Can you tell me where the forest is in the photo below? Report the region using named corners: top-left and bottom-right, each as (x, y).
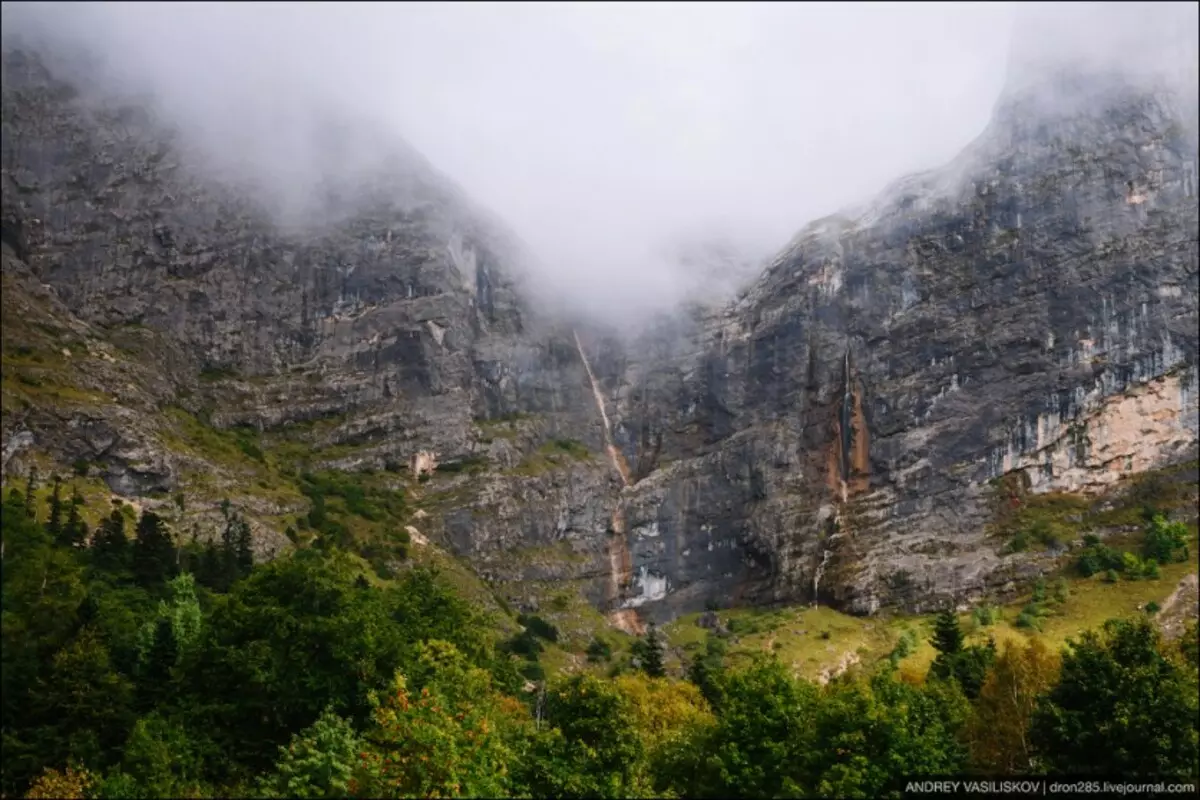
top-left (1, 473), bottom-right (1197, 799)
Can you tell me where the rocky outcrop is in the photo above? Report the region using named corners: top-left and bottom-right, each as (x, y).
top-left (2, 32), bottom-right (1197, 624)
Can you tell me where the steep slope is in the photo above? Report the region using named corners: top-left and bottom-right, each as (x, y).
top-left (598, 67), bottom-right (1199, 617)
top-left (3, 39), bottom-right (1197, 631)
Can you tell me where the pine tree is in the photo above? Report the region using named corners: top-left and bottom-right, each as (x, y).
top-left (61, 489), bottom-right (88, 548)
top-left (45, 475), bottom-right (63, 542)
top-left (24, 466), bottom-right (38, 521)
top-left (196, 541), bottom-right (223, 592)
top-left (137, 616), bottom-right (179, 712)
top-left (640, 624), bottom-right (666, 678)
top-left (931, 608), bottom-right (964, 659)
top-left (133, 510), bottom-right (177, 588)
top-left (93, 507), bottom-right (130, 573)
top-left (929, 607), bottom-right (994, 698)
top-left (234, 514), bottom-right (254, 578)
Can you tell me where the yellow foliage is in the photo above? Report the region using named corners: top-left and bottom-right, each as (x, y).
top-left (898, 662), bottom-right (926, 686)
top-left (614, 674), bottom-right (716, 752)
top-left (967, 637), bottom-right (1061, 773)
top-left (25, 765), bottom-right (95, 799)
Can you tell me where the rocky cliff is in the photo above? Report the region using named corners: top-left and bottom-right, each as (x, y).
top-left (2, 37), bottom-right (1197, 627)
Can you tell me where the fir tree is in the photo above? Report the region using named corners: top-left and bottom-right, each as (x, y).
top-left (93, 507), bottom-right (130, 573)
top-left (197, 540), bottom-right (224, 592)
top-left (639, 624), bottom-right (666, 678)
top-left (133, 510), bottom-right (177, 588)
top-left (61, 489), bottom-right (88, 548)
top-left (234, 514), bottom-right (254, 578)
top-left (929, 607), bottom-right (995, 698)
top-left (45, 475), bottom-right (63, 542)
top-left (24, 466), bottom-right (38, 521)
top-left (931, 608), bottom-right (964, 659)
top-left (137, 616), bottom-right (179, 712)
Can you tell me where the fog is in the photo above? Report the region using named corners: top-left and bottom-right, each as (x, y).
top-left (2, 2), bottom-right (1196, 322)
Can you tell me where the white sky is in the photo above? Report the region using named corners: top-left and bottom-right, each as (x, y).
top-left (3, 1), bottom-right (1195, 320)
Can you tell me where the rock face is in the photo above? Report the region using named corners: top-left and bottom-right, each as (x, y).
top-left (2, 36), bottom-right (1197, 622)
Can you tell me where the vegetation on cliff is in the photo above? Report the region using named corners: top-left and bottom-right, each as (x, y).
top-left (2, 482), bottom-right (1197, 799)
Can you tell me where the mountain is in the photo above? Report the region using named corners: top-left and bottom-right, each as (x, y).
top-left (2, 26), bottom-right (1197, 635)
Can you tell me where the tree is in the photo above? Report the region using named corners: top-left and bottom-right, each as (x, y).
top-left (1031, 617), bottom-right (1200, 777)
top-left (634, 624), bottom-right (666, 678)
top-left (355, 642), bottom-right (523, 799)
top-left (967, 638), bottom-right (1061, 774)
top-left (27, 627), bottom-right (135, 779)
top-left (259, 707), bottom-right (361, 798)
top-left (118, 712), bottom-right (208, 798)
top-left (613, 673), bottom-right (715, 795)
top-left (45, 477), bottom-right (63, 543)
top-left (686, 634), bottom-right (727, 711)
top-left (686, 656), bottom-right (819, 799)
top-left (60, 490), bottom-right (88, 549)
top-left (928, 609), bottom-right (995, 699)
top-left (518, 673), bottom-right (645, 798)
top-left (92, 509), bottom-right (130, 574)
top-left (931, 608), bottom-right (964, 657)
top-left (23, 765), bottom-right (95, 799)
top-left (234, 514), bottom-right (254, 577)
top-left (24, 466), bottom-right (38, 522)
top-left (132, 511), bottom-right (177, 588)
top-left (809, 672), bottom-right (969, 797)
top-left (1143, 514), bottom-right (1189, 565)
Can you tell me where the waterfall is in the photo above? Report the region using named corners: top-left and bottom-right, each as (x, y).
top-left (573, 329), bottom-right (632, 487)
top-left (813, 548), bottom-right (833, 607)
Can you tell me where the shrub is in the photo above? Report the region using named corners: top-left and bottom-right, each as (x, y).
top-left (1015, 610), bottom-right (1043, 631)
top-left (1143, 514), bottom-right (1190, 565)
top-left (517, 613), bottom-right (560, 643)
top-left (586, 638), bottom-right (613, 663)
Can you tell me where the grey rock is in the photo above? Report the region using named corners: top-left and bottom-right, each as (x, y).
top-left (2, 40), bottom-right (1197, 626)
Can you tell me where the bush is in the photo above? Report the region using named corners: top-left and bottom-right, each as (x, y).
top-left (517, 613), bottom-right (560, 643)
top-left (972, 604), bottom-right (1000, 628)
top-left (1015, 610), bottom-right (1043, 631)
top-left (1077, 541), bottom-right (1124, 578)
top-left (1144, 601), bottom-right (1161, 615)
top-left (1143, 515), bottom-right (1190, 565)
top-left (1103, 569), bottom-right (1119, 584)
top-left (521, 661), bottom-right (546, 682)
top-left (586, 638), bottom-right (613, 663)
top-left (1050, 578), bottom-right (1069, 605)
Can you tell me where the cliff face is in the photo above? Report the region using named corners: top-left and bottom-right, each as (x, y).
top-left (2, 42), bottom-right (1197, 623)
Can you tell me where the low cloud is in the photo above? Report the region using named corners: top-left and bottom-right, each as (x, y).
top-left (3, 2), bottom-right (1195, 324)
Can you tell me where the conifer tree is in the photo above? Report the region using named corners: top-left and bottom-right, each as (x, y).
top-left (234, 514), bottom-right (254, 578)
top-left (61, 489), bottom-right (88, 548)
top-left (640, 624), bottom-right (666, 678)
top-left (45, 475), bottom-right (63, 542)
top-left (931, 608), bottom-right (964, 659)
top-left (24, 466), bottom-right (38, 521)
top-left (133, 510), bottom-right (177, 587)
top-left (93, 507), bottom-right (130, 572)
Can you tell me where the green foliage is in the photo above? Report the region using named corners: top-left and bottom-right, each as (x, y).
top-left (928, 609), bottom-right (996, 699)
top-left (517, 613), bottom-right (560, 643)
top-left (3, 477), bottom-right (1197, 797)
top-left (971, 604), bottom-right (1000, 629)
top-left (258, 708), bottom-right (360, 798)
top-left (632, 625), bottom-right (666, 678)
top-left (1143, 514), bottom-right (1190, 565)
top-left (586, 637), bottom-right (613, 663)
top-left (520, 673), bottom-right (645, 798)
top-left (1031, 617), bottom-right (1199, 777)
top-left (131, 512), bottom-right (176, 588)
